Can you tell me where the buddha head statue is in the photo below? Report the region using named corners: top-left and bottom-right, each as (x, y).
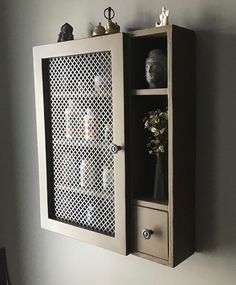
top-left (145, 49), bottom-right (167, 88)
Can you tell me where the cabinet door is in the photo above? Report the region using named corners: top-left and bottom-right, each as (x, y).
top-left (33, 33), bottom-right (126, 254)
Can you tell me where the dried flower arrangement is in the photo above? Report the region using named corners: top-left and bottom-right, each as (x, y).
top-left (143, 109), bottom-right (168, 155)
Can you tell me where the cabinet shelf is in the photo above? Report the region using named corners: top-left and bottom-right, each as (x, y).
top-left (54, 139), bottom-right (111, 150)
top-left (55, 184), bottom-right (113, 199)
top-left (132, 88), bottom-right (168, 96)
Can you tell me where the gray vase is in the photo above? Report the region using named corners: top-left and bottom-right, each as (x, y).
top-left (145, 49), bottom-right (167, 88)
top-left (153, 153), bottom-right (165, 201)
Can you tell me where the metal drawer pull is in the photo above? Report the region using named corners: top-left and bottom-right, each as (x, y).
top-left (110, 144), bottom-right (122, 154)
top-left (142, 229), bottom-right (153, 240)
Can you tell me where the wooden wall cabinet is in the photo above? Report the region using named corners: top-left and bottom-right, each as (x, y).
top-left (33, 25), bottom-right (195, 267)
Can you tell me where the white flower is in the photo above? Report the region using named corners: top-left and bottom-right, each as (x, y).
top-left (158, 145), bottom-right (164, 153)
top-left (160, 128), bottom-right (165, 134)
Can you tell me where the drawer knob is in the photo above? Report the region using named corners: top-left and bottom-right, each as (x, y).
top-left (110, 144), bottom-right (122, 154)
top-left (142, 229), bottom-right (153, 240)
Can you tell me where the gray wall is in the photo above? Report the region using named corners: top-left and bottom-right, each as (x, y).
top-left (1, 0), bottom-right (236, 284)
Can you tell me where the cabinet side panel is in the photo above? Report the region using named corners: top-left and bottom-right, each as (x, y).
top-left (122, 33), bottom-right (133, 254)
top-left (172, 26), bottom-right (195, 266)
top-left (33, 48), bottom-right (50, 227)
top-left (41, 59), bottom-right (55, 219)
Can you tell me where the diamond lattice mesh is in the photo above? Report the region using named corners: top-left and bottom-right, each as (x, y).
top-left (47, 51), bottom-right (115, 236)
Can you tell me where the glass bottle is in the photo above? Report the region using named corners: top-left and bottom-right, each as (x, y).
top-left (84, 108), bottom-right (97, 140)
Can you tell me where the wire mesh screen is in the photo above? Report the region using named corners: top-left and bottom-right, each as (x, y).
top-left (46, 51), bottom-right (115, 236)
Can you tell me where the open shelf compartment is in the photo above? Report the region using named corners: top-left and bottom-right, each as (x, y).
top-left (130, 32), bottom-right (168, 90)
top-left (129, 95), bottom-right (169, 205)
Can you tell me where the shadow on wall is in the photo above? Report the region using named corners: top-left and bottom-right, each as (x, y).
top-left (195, 30), bottom-right (236, 252)
top-left (0, 2), bottom-right (19, 283)
top-left (124, 2), bottom-right (157, 31)
top-left (0, 248), bottom-right (11, 285)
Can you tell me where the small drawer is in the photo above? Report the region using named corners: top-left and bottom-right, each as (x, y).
top-left (134, 206), bottom-right (168, 260)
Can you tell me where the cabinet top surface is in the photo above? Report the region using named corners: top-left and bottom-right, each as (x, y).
top-left (131, 25), bottom-right (172, 37)
top-left (130, 25), bottom-right (194, 37)
top-left (33, 32), bottom-right (125, 50)
top-left (33, 25), bottom-right (194, 50)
